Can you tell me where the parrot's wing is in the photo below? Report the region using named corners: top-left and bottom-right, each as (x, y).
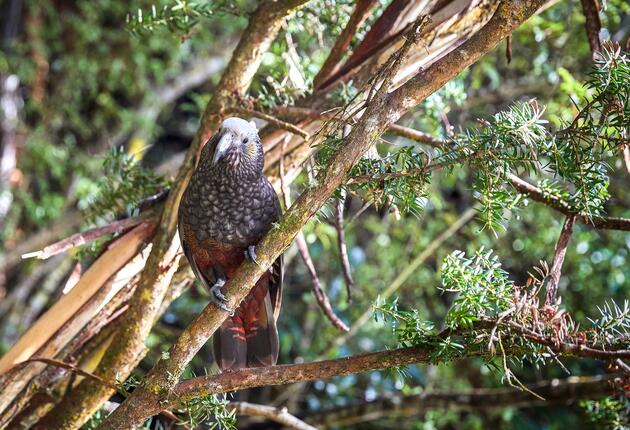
top-left (178, 207), bottom-right (215, 293)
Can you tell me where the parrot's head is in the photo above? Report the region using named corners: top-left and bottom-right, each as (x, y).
top-left (207, 117), bottom-right (263, 176)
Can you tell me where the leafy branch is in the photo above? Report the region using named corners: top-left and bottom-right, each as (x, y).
top-left (126, 0), bottom-right (241, 36)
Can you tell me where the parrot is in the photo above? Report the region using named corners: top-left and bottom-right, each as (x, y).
top-left (178, 117), bottom-right (282, 370)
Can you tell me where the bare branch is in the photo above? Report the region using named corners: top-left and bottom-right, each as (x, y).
top-left (279, 142), bottom-right (348, 332)
top-left (234, 107), bottom-right (310, 139)
top-left (21, 213), bottom-right (154, 260)
top-left (335, 192), bottom-right (354, 303)
top-left (7, 358), bottom-right (118, 391)
top-left (545, 215), bottom-right (576, 306)
top-left (313, 0), bottom-right (377, 89)
top-left (388, 123), bottom-right (443, 147)
top-left (173, 346), bottom-right (438, 402)
top-left (229, 402), bottom-right (318, 430)
top-left (171, 337), bottom-right (624, 404)
top-left (296, 232), bottom-right (349, 332)
top-left (0, 210), bottom-right (82, 276)
top-left (508, 174), bottom-right (630, 231)
top-left (580, 0), bottom-right (602, 58)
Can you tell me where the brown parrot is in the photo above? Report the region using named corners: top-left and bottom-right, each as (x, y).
top-left (178, 117), bottom-right (282, 370)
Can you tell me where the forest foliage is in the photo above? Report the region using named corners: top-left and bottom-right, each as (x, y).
top-left (1, 0), bottom-right (629, 429)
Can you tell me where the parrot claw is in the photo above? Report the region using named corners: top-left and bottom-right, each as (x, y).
top-left (208, 270), bottom-right (234, 315)
top-left (244, 245), bottom-right (260, 266)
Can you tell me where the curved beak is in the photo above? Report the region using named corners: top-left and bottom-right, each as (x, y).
top-left (212, 132), bottom-right (233, 165)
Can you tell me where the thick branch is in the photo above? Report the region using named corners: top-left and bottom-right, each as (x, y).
top-left (172, 347), bottom-right (436, 403)
top-left (171, 337), bottom-right (622, 404)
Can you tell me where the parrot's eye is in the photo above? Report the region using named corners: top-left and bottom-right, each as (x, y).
top-left (243, 138), bottom-right (249, 144)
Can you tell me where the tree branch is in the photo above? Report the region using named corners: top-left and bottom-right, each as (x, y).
top-left (0, 210), bottom-right (82, 276)
top-left (172, 346), bottom-right (438, 403)
top-left (335, 192), bottom-right (354, 302)
top-left (229, 402), bottom-right (318, 430)
top-left (380, 124), bottom-right (630, 232)
top-left (313, 0), bottom-right (377, 89)
top-left (545, 214), bottom-right (576, 306)
top-left (580, 0), bottom-right (602, 59)
top-left (7, 358), bottom-right (118, 391)
top-left (170, 336), bottom-right (623, 405)
top-left (296, 232), bottom-right (349, 332)
top-left (279, 142), bottom-right (348, 331)
top-left (21, 213), bottom-right (155, 261)
top-left (508, 174), bottom-right (630, 231)
top-left (234, 107), bottom-right (310, 139)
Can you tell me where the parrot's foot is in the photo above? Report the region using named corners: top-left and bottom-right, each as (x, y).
top-left (244, 245), bottom-right (260, 266)
top-left (208, 267), bottom-right (234, 315)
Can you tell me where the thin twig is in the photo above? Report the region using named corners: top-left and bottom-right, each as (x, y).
top-left (545, 214), bottom-right (576, 306)
top-left (508, 174), bottom-right (630, 231)
top-left (279, 137), bottom-right (349, 332)
top-left (7, 358), bottom-right (118, 391)
top-left (234, 107), bottom-right (310, 139)
top-left (347, 200), bottom-right (372, 225)
top-left (335, 191), bottom-right (354, 303)
top-left (388, 123), bottom-right (443, 147)
top-left (21, 213), bottom-right (153, 260)
top-left (296, 233), bottom-right (349, 332)
top-left (229, 402), bottom-right (318, 430)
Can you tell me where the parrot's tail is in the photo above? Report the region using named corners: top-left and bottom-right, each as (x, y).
top-left (212, 282), bottom-right (279, 370)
